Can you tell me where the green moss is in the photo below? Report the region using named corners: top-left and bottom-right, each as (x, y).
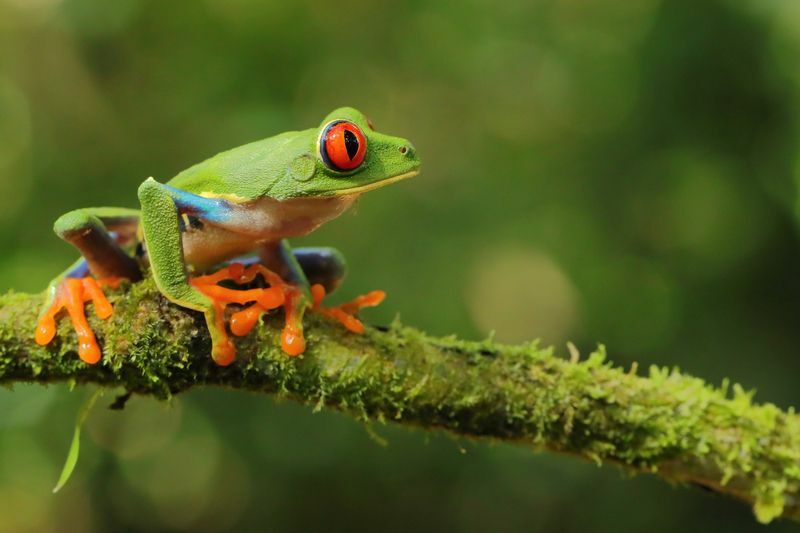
top-left (0, 279), bottom-right (798, 523)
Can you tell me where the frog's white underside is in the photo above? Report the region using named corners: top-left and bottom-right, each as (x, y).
top-left (181, 194), bottom-right (359, 270)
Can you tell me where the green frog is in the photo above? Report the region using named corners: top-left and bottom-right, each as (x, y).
top-left (35, 107), bottom-right (420, 365)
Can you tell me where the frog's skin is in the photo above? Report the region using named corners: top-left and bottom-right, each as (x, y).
top-left (35, 107), bottom-right (420, 365)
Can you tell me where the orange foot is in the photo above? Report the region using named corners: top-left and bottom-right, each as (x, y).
top-left (310, 284), bottom-right (385, 334)
top-left (190, 263), bottom-right (386, 362)
top-left (190, 263), bottom-right (301, 362)
top-left (35, 277), bottom-right (123, 364)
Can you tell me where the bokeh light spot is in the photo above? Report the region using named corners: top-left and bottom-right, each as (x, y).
top-left (643, 150), bottom-right (773, 277)
top-left (114, 406), bottom-right (248, 531)
top-left (465, 246), bottom-right (581, 344)
top-left (86, 395), bottom-right (182, 459)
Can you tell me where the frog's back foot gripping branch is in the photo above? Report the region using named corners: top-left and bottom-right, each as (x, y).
top-left (35, 277), bottom-right (122, 364)
top-left (191, 262), bottom-right (386, 362)
top-left (190, 263), bottom-right (301, 361)
top-left (310, 284), bottom-right (385, 334)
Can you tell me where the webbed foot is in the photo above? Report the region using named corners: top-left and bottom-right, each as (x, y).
top-left (189, 263), bottom-right (385, 360)
top-left (189, 263), bottom-right (305, 360)
top-left (35, 277), bottom-right (123, 364)
top-left (310, 284), bottom-right (385, 334)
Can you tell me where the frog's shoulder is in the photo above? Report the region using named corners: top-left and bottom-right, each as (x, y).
top-left (166, 130), bottom-right (309, 198)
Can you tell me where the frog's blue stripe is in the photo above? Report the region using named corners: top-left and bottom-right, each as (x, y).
top-left (161, 184), bottom-right (233, 224)
top-left (65, 259), bottom-right (89, 279)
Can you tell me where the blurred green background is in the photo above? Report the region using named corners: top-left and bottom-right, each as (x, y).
top-left (1, 0), bottom-right (800, 530)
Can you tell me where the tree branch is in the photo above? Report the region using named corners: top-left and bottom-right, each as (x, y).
top-left (1, 280), bottom-right (798, 524)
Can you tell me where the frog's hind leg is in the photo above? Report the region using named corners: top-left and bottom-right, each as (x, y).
top-left (291, 246), bottom-right (385, 333)
top-left (192, 245), bottom-right (383, 358)
top-left (36, 208), bottom-right (141, 363)
top-left (190, 244), bottom-right (350, 357)
top-left (53, 208), bottom-right (142, 281)
top-left (229, 247), bottom-right (348, 292)
top-left (292, 247), bottom-right (348, 293)
top-left (262, 244), bottom-right (384, 336)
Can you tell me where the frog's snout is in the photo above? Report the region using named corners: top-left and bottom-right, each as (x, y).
top-left (399, 142), bottom-right (416, 159)
top-left (398, 142), bottom-right (420, 172)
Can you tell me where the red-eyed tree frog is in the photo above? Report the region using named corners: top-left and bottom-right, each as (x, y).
top-left (34, 107), bottom-right (420, 365)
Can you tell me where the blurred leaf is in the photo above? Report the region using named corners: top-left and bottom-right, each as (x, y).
top-left (52, 388), bottom-right (103, 493)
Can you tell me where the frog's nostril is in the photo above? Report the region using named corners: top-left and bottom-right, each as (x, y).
top-left (399, 144), bottom-right (415, 157)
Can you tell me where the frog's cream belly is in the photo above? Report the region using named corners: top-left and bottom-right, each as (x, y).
top-left (178, 194), bottom-right (358, 272)
top-left (181, 226), bottom-right (264, 271)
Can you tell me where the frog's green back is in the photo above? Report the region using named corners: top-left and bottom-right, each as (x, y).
top-left (167, 130), bottom-right (312, 201)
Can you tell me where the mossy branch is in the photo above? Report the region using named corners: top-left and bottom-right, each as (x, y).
top-left (0, 280), bottom-right (798, 524)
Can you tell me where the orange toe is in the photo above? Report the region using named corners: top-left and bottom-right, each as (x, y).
top-left (311, 284), bottom-right (386, 335)
top-left (35, 313), bottom-right (57, 346)
top-left (191, 263), bottom-right (311, 361)
top-left (230, 304), bottom-right (263, 337)
top-left (35, 276), bottom-right (119, 364)
top-left (281, 324), bottom-right (306, 356)
top-left (192, 263), bottom-right (384, 360)
top-left (212, 337), bottom-right (237, 366)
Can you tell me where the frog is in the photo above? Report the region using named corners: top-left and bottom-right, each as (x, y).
top-left (34, 107), bottom-right (420, 366)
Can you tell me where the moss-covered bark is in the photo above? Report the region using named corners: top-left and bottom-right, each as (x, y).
top-left (0, 279), bottom-right (798, 523)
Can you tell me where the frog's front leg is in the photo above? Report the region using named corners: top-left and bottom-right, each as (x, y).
top-left (137, 178), bottom-right (242, 365)
top-left (36, 207), bottom-right (141, 363)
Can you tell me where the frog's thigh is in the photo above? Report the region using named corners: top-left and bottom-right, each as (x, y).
top-left (53, 208), bottom-right (142, 280)
top-left (293, 247), bottom-right (347, 293)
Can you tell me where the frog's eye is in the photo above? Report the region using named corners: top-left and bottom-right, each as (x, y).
top-left (319, 120), bottom-right (367, 172)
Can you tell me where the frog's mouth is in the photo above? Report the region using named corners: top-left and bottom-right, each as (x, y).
top-left (332, 170), bottom-right (420, 196)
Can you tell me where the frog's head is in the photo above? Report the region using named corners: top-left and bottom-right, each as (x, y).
top-left (278, 107), bottom-right (421, 199)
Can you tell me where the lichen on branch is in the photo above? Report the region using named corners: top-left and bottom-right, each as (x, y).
top-left (0, 279), bottom-right (798, 523)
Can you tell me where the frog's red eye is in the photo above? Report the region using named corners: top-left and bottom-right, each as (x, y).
top-left (319, 120), bottom-right (367, 172)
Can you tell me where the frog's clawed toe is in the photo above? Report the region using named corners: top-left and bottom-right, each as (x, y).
top-left (35, 276), bottom-right (122, 364)
top-left (310, 284), bottom-right (385, 334)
